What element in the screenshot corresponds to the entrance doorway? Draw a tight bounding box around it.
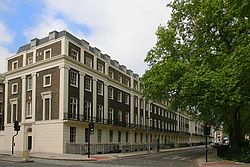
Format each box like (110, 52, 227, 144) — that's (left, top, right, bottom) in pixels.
(28, 136, 32, 151)
(27, 127, 32, 151)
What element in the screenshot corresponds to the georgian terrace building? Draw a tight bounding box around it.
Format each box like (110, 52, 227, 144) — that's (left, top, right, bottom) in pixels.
(0, 30, 208, 154)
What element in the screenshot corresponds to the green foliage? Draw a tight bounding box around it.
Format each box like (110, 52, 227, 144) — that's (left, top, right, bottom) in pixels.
(142, 0, 250, 135)
(219, 141, 250, 163)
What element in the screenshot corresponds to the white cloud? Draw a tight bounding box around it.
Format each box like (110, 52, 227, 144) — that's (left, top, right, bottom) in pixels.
(23, 14, 68, 40)
(27, 0, 172, 75)
(0, 22, 14, 44)
(0, 22, 14, 73)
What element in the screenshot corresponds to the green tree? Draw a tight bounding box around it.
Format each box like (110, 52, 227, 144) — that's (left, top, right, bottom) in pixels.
(142, 0, 250, 150)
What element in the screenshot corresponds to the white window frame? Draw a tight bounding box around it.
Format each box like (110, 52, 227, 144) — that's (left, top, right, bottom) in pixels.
(118, 110, 122, 122)
(12, 83, 18, 94)
(108, 87, 114, 99)
(108, 108, 114, 124)
(85, 57, 93, 68)
(71, 49, 79, 61)
(85, 77, 92, 91)
(70, 71, 78, 87)
(117, 91, 122, 102)
(44, 49, 51, 59)
(97, 63, 104, 73)
(97, 81, 103, 96)
(70, 97, 78, 119)
(43, 74, 51, 87)
(27, 76, 32, 91)
(97, 105, 103, 123)
(12, 60, 18, 70)
(70, 127, 76, 143)
(27, 56, 33, 65)
(26, 102, 32, 118)
(41, 91, 52, 121)
(149, 119, 153, 127)
(84, 101, 91, 121)
(10, 98, 18, 123)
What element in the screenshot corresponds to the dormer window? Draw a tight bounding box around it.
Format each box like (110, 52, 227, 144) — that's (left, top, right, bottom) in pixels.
(12, 60, 18, 70)
(44, 49, 51, 59)
(27, 56, 33, 65)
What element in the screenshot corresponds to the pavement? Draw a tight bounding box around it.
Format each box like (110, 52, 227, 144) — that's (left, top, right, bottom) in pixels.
(195, 149, 250, 167)
(0, 146, 249, 167)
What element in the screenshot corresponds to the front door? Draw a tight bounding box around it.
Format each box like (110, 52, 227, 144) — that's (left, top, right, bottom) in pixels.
(28, 136, 32, 151)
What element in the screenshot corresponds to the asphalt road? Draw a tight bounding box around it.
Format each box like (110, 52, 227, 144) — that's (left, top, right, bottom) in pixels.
(0, 147, 204, 167)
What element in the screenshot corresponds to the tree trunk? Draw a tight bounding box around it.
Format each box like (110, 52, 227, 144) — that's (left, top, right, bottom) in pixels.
(228, 108, 243, 150)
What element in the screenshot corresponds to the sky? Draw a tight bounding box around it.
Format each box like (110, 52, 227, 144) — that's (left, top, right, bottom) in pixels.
(0, 0, 172, 76)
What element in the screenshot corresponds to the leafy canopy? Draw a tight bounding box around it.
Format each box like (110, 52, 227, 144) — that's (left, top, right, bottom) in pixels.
(142, 0, 250, 129)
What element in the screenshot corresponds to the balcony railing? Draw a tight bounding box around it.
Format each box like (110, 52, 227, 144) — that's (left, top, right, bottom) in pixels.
(63, 112, 180, 133)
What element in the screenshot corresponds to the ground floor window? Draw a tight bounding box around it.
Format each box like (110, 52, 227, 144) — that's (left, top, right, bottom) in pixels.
(109, 130, 113, 142)
(97, 129, 102, 143)
(126, 132, 129, 143)
(70, 127, 76, 143)
(118, 131, 121, 143)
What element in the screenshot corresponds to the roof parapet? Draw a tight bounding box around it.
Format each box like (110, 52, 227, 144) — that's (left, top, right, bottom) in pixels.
(103, 54, 110, 62)
(133, 73, 139, 80)
(119, 65, 127, 72)
(81, 39, 89, 50)
(127, 69, 133, 76)
(49, 30, 58, 41)
(30, 38, 39, 48)
(93, 47, 101, 56)
(112, 60, 119, 68)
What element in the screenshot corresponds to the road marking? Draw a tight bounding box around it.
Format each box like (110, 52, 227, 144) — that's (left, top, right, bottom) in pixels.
(163, 156, 191, 161)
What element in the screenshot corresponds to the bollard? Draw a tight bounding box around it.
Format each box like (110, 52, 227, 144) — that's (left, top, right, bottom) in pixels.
(22, 150, 29, 161)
